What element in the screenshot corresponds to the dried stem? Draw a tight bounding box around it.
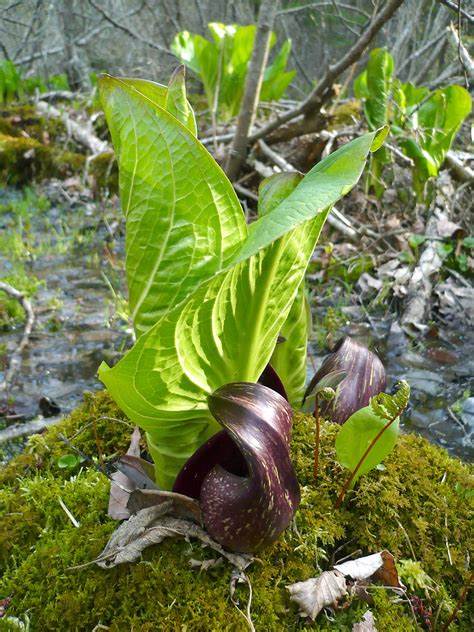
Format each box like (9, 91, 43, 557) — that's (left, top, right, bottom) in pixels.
(0, 281, 35, 392)
(314, 395, 321, 480)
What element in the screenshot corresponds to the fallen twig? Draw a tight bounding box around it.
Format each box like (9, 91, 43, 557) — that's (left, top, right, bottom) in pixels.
(36, 101, 108, 155)
(0, 281, 35, 392)
(0, 415, 62, 443)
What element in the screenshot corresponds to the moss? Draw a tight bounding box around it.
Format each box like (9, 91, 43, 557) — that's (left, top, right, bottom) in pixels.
(0, 105, 66, 143)
(328, 100, 361, 129)
(88, 150, 118, 194)
(0, 133, 85, 185)
(0, 393, 472, 631)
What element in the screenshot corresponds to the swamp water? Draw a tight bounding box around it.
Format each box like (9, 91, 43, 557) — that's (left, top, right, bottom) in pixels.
(1, 186, 472, 461)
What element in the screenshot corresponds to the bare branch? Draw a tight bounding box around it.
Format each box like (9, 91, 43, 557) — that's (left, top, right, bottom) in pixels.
(249, 0, 406, 144)
(277, 2, 370, 20)
(438, 0, 474, 24)
(87, 0, 173, 56)
(0, 281, 35, 392)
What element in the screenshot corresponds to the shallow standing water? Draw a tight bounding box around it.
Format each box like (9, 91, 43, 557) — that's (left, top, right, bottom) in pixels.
(1, 186, 472, 462)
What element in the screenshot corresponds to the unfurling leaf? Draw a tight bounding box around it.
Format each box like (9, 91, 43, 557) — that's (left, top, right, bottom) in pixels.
(305, 337, 386, 425)
(174, 382, 300, 553)
(370, 379, 410, 421)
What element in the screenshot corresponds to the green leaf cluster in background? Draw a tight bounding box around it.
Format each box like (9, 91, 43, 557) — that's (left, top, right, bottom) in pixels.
(354, 49, 471, 200)
(0, 59, 70, 104)
(99, 73, 382, 488)
(354, 48, 394, 197)
(397, 85, 472, 198)
(171, 22, 295, 121)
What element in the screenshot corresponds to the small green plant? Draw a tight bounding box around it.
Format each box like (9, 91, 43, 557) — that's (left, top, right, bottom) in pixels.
(171, 22, 295, 120)
(335, 380, 410, 506)
(354, 48, 471, 200)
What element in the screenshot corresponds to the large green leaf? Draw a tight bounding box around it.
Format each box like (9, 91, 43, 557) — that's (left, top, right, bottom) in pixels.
(233, 129, 384, 264)
(99, 129, 381, 488)
(335, 406, 400, 486)
(100, 215, 326, 489)
(258, 172, 310, 407)
(99, 76, 246, 335)
(172, 22, 293, 121)
(364, 48, 394, 130)
(354, 49, 394, 197)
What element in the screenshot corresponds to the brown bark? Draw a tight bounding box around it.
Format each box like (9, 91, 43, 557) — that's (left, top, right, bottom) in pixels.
(225, 0, 280, 180)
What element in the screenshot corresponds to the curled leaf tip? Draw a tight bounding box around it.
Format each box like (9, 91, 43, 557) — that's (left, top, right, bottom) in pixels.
(371, 125, 390, 152)
(174, 382, 300, 553)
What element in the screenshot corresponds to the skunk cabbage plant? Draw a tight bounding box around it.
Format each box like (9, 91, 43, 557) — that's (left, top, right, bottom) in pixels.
(305, 337, 386, 425)
(171, 23, 295, 120)
(98, 69, 386, 505)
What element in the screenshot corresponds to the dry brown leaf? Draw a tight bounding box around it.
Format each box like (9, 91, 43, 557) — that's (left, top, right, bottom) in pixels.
(352, 610, 377, 631)
(373, 550, 404, 590)
(107, 427, 142, 520)
(127, 488, 202, 523)
(287, 570, 347, 620)
(95, 502, 252, 571)
(189, 557, 223, 571)
(335, 550, 404, 591)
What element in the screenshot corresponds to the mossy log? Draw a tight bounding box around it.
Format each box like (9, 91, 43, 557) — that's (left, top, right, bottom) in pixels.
(0, 105, 117, 189)
(0, 391, 472, 631)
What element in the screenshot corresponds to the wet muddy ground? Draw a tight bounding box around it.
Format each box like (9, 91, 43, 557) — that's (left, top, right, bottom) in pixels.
(1, 186, 472, 462)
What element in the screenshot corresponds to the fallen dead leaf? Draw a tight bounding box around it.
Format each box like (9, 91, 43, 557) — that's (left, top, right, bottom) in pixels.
(373, 550, 404, 590)
(287, 570, 347, 620)
(189, 557, 223, 572)
(127, 488, 202, 523)
(335, 550, 404, 591)
(334, 552, 385, 580)
(108, 427, 142, 520)
(95, 502, 252, 571)
(352, 610, 377, 631)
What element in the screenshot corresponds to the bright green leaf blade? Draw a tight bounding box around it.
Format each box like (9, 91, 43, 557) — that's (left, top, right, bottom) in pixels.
(271, 285, 311, 408)
(99, 214, 326, 489)
(233, 130, 380, 264)
(364, 48, 394, 130)
(99, 76, 247, 335)
(258, 172, 309, 407)
(335, 406, 400, 486)
(108, 75, 196, 136)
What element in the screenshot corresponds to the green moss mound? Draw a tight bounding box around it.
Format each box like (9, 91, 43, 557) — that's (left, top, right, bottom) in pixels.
(1, 392, 472, 631)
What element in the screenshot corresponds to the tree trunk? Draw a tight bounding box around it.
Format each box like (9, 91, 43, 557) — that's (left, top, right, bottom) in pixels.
(225, 0, 280, 180)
